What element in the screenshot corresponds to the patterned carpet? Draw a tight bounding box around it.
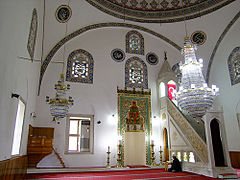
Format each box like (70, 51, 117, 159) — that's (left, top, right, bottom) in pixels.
(24, 168, 219, 180)
(236, 169, 240, 178)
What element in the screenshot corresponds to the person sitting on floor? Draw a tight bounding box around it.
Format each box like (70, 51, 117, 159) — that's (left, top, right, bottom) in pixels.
(168, 154, 182, 172)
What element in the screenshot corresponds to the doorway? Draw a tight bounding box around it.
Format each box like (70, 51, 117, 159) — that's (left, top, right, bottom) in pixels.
(163, 128, 169, 161)
(124, 132, 146, 166)
(210, 119, 226, 167)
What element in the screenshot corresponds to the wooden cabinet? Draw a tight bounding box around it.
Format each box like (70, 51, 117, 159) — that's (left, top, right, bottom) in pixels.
(229, 151, 240, 168)
(27, 125, 54, 167)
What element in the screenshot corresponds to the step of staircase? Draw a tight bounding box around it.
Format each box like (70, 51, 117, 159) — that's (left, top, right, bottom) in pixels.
(218, 173, 239, 179)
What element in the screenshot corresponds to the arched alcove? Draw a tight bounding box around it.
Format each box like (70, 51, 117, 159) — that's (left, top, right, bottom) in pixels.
(163, 128, 169, 161)
(162, 113, 166, 121)
(210, 119, 226, 167)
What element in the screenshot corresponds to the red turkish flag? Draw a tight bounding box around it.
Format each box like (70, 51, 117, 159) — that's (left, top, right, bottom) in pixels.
(167, 84, 176, 100)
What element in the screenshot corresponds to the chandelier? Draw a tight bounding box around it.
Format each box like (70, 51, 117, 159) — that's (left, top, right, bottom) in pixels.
(46, 74, 73, 120)
(176, 37, 219, 117)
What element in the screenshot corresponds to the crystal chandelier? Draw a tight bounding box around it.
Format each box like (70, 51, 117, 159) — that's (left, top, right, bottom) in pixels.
(176, 37, 219, 117)
(46, 74, 73, 120)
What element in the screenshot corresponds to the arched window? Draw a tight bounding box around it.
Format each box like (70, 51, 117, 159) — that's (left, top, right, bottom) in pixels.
(167, 80, 176, 100)
(66, 49, 94, 83)
(125, 57, 148, 88)
(228, 46, 240, 85)
(159, 82, 166, 98)
(126, 30, 144, 55)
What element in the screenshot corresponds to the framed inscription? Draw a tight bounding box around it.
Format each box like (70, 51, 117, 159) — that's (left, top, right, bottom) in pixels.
(146, 52, 158, 65)
(191, 31, 207, 45)
(56, 5, 72, 23)
(111, 49, 125, 62)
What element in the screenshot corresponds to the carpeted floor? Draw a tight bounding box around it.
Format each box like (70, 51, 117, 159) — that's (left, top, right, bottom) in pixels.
(24, 168, 219, 180)
(236, 169, 240, 178)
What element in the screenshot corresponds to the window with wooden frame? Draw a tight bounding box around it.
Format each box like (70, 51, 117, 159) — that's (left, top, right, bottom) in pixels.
(66, 115, 94, 154)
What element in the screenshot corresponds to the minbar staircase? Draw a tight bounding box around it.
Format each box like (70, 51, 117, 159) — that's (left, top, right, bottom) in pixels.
(164, 97, 238, 178)
(53, 148, 66, 168)
(27, 125, 65, 168)
(166, 98, 208, 163)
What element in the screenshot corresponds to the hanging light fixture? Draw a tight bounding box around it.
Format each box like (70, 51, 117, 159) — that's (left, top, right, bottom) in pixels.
(176, 37, 219, 117)
(46, 0, 73, 121)
(176, 4, 219, 117)
(46, 74, 73, 120)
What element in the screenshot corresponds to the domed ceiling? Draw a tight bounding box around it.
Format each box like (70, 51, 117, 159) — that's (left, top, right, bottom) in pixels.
(86, 0, 235, 23)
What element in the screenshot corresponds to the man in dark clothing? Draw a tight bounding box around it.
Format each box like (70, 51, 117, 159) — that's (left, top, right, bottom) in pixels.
(168, 155, 182, 172)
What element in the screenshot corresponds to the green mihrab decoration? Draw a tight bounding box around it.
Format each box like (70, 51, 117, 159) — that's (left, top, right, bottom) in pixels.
(126, 101, 144, 131)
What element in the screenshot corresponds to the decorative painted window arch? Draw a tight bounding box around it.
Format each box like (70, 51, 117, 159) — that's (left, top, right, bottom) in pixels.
(126, 30, 144, 55)
(125, 56, 148, 89)
(228, 46, 240, 85)
(66, 49, 94, 83)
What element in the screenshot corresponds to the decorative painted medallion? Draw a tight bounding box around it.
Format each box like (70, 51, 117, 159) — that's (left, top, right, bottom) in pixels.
(66, 49, 94, 83)
(126, 30, 144, 55)
(228, 47, 240, 85)
(27, 8, 38, 61)
(56, 5, 72, 23)
(146, 52, 158, 65)
(111, 48, 125, 62)
(86, 0, 235, 23)
(125, 56, 148, 88)
(191, 31, 207, 45)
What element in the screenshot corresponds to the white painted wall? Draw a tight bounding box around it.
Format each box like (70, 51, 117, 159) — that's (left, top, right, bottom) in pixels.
(209, 15, 240, 151)
(169, 123, 187, 149)
(0, 0, 43, 161)
(34, 0, 240, 167)
(36, 26, 179, 167)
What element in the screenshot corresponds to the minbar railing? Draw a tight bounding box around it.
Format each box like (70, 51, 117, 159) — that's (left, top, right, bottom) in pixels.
(167, 98, 208, 163)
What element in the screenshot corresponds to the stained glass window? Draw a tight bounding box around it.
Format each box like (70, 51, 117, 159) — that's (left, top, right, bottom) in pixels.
(66, 49, 93, 83)
(125, 57, 148, 88)
(228, 47, 240, 85)
(129, 62, 143, 84)
(126, 30, 144, 55)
